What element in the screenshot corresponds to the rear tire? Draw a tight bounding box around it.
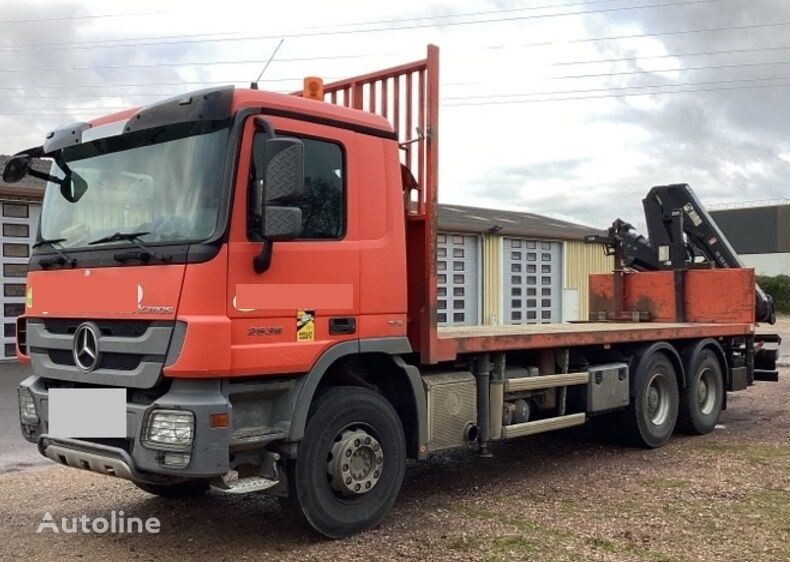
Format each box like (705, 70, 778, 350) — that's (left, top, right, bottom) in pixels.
(287, 386, 406, 538)
(622, 351, 679, 448)
(133, 478, 210, 498)
(678, 349, 724, 435)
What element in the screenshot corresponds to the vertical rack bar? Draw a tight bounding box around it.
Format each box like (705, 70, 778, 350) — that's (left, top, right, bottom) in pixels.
(381, 77, 389, 120)
(417, 68, 426, 215)
(369, 81, 376, 113)
(393, 75, 401, 136)
(423, 44, 441, 363)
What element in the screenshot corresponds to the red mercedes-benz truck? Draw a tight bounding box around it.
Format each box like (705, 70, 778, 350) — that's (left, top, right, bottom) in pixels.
(4, 45, 780, 538)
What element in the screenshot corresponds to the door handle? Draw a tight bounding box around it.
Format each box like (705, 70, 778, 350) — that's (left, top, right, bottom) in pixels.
(329, 317, 356, 335)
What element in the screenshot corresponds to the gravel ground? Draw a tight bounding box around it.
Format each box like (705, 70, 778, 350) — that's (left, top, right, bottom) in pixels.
(1, 371, 788, 562)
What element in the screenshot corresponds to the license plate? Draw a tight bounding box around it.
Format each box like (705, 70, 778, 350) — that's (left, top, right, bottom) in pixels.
(49, 388, 126, 438)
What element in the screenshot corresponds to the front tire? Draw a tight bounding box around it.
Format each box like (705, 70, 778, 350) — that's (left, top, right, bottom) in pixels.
(623, 351, 679, 448)
(288, 386, 406, 538)
(678, 349, 724, 435)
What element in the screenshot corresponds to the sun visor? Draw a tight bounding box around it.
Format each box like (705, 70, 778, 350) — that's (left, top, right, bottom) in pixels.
(41, 86, 234, 154)
(124, 85, 235, 133)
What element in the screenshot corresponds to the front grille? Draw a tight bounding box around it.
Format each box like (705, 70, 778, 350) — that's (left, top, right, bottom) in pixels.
(48, 349, 143, 371)
(43, 319, 151, 338)
(103, 354, 144, 371)
(30, 317, 172, 388)
(48, 349, 74, 366)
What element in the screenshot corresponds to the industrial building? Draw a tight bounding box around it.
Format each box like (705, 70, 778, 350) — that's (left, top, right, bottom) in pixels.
(711, 202, 790, 277)
(436, 205, 612, 327)
(0, 156, 612, 359)
(0, 156, 44, 360)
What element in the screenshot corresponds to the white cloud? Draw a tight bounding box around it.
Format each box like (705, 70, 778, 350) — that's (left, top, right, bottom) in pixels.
(2, 0, 789, 228)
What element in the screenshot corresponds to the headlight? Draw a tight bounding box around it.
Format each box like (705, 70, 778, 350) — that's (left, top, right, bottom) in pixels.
(143, 409, 194, 450)
(18, 387, 38, 424)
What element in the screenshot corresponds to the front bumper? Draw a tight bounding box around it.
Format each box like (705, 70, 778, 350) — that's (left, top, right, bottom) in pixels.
(20, 375, 232, 480)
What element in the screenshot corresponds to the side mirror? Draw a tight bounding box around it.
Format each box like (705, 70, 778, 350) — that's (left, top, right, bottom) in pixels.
(60, 170, 88, 203)
(2, 154, 32, 183)
(251, 134, 305, 273)
(262, 137, 304, 206)
(264, 206, 302, 241)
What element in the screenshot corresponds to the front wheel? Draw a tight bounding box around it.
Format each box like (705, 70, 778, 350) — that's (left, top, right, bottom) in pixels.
(678, 349, 724, 435)
(287, 386, 406, 538)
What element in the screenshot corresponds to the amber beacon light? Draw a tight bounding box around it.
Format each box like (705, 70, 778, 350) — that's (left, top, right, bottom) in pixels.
(303, 76, 324, 100)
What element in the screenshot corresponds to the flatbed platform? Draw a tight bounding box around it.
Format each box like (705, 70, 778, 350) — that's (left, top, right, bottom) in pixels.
(437, 322, 755, 356)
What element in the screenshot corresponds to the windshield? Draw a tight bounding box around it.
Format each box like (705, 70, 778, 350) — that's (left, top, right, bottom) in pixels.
(39, 120, 230, 249)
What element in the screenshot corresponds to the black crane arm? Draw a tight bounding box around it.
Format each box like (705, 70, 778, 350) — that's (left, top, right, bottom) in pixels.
(589, 183, 775, 324)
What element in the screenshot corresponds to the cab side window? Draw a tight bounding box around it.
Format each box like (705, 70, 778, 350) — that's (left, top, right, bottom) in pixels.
(249, 134, 345, 240)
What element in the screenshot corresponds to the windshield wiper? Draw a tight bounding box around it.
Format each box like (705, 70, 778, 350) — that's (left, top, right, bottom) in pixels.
(89, 231, 167, 263)
(32, 237, 76, 267)
(89, 231, 151, 247)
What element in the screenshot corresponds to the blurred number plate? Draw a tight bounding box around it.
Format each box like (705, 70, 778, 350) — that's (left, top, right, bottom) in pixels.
(49, 388, 126, 438)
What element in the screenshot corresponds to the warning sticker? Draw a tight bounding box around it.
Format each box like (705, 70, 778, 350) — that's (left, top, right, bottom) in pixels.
(296, 310, 315, 342)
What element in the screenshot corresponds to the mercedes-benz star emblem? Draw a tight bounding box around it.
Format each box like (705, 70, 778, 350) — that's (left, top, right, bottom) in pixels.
(73, 323, 100, 372)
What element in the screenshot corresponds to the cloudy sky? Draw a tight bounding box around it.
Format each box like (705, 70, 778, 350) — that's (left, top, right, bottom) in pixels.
(2, 0, 789, 228)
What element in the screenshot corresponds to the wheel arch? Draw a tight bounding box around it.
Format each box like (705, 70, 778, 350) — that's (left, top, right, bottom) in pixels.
(628, 341, 685, 396)
(677, 338, 728, 388)
(287, 338, 427, 460)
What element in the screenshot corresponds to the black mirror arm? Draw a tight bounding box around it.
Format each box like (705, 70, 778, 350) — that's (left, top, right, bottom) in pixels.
(27, 168, 63, 184)
(253, 240, 273, 274)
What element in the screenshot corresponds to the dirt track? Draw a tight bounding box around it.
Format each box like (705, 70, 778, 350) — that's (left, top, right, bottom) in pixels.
(1, 371, 788, 562)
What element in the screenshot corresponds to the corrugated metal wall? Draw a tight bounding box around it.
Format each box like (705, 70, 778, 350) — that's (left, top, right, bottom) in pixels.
(564, 241, 614, 320)
(481, 234, 501, 325)
(479, 236, 611, 324)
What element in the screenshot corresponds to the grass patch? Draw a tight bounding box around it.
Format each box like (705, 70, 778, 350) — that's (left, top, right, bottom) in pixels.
(452, 504, 541, 533)
(589, 536, 619, 552)
(493, 535, 538, 552)
(697, 443, 790, 473)
(448, 534, 481, 552)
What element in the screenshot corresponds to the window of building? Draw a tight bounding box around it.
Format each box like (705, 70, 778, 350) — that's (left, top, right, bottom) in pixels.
(3, 284, 25, 297)
(4, 303, 24, 317)
(3, 263, 27, 278)
(3, 243, 29, 258)
(3, 223, 29, 237)
(2, 203, 28, 218)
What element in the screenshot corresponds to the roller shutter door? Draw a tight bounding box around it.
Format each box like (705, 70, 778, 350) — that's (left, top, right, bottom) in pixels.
(437, 232, 479, 326)
(503, 238, 562, 324)
(1, 200, 40, 359)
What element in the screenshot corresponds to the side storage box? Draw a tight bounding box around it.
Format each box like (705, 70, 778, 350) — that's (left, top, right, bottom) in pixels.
(587, 363, 629, 413)
(422, 372, 477, 453)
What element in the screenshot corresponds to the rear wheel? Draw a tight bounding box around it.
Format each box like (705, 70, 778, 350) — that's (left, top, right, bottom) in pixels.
(133, 478, 210, 498)
(623, 351, 679, 448)
(287, 386, 406, 538)
(678, 349, 724, 435)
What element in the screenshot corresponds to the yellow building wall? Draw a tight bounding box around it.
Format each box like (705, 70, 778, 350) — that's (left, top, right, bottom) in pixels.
(481, 233, 501, 325)
(564, 240, 614, 320)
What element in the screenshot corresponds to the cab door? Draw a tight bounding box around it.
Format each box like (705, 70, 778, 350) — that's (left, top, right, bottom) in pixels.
(226, 114, 359, 376)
